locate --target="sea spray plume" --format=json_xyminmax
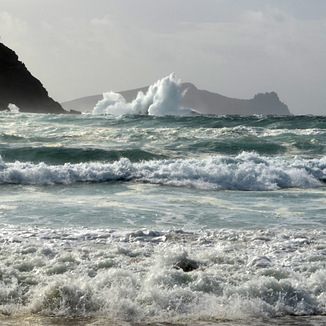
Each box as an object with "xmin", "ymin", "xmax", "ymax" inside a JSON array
[
  {"xmin": 92, "ymin": 92, "xmax": 129, "ymax": 115},
  {"xmin": 8, "ymin": 103, "xmax": 20, "ymax": 113},
  {"xmin": 146, "ymin": 73, "xmax": 184, "ymax": 115},
  {"xmin": 92, "ymin": 73, "xmax": 198, "ymax": 116}
]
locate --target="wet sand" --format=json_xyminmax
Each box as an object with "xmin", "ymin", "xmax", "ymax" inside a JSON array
[{"xmin": 0, "ymin": 315, "xmax": 326, "ymax": 326}]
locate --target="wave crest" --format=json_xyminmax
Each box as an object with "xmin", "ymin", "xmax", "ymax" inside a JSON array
[{"xmin": 0, "ymin": 153, "xmax": 325, "ymax": 190}]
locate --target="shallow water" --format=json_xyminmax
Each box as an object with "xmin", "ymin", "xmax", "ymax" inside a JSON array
[{"xmin": 0, "ymin": 112, "xmax": 325, "ymax": 324}]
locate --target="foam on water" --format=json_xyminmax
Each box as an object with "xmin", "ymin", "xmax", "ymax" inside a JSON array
[
  {"xmin": 0, "ymin": 152, "xmax": 325, "ymax": 190},
  {"xmin": 93, "ymin": 74, "xmax": 198, "ymax": 116},
  {"xmin": 1, "ymin": 103, "xmax": 326, "ymax": 325},
  {"xmin": 0, "ymin": 226, "xmax": 325, "ymax": 323}
]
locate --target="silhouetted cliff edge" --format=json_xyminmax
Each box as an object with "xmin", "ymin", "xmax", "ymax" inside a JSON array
[
  {"xmin": 62, "ymin": 83, "xmax": 291, "ymax": 116},
  {"xmin": 0, "ymin": 43, "xmax": 66, "ymax": 114}
]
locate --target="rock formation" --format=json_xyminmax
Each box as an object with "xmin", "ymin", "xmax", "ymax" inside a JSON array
[
  {"xmin": 180, "ymin": 83, "xmax": 291, "ymax": 115},
  {"xmin": 0, "ymin": 42, "xmax": 66, "ymax": 114}
]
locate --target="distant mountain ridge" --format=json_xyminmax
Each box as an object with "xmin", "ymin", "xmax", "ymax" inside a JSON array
[{"xmin": 62, "ymin": 83, "xmax": 291, "ymax": 116}]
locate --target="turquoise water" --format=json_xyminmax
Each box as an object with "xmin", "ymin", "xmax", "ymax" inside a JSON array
[{"xmin": 0, "ymin": 112, "xmax": 326, "ymax": 324}]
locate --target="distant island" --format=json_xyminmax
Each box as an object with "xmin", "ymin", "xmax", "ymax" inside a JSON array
[
  {"xmin": 62, "ymin": 83, "xmax": 291, "ymax": 116},
  {"xmin": 0, "ymin": 42, "xmax": 291, "ymax": 115}
]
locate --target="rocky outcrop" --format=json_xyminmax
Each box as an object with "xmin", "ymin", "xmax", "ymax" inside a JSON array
[
  {"xmin": 62, "ymin": 83, "xmax": 291, "ymax": 116},
  {"xmin": 0, "ymin": 42, "xmax": 66, "ymax": 114},
  {"xmin": 180, "ymin": 83, "xmax": 291, "ymax": 115}
]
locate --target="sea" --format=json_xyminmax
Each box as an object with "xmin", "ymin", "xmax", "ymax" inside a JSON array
[{"xmin": 0, "ymin": 77, "xmax": 326, "ymax": 325}]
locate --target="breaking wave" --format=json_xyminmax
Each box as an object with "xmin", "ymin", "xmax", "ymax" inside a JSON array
[
  {"xmin": 0, "ymin": 152, "xmax": 325, "ymax": 190},
  {"xmin": 92, "ymin": 73, "xmax": 198, "ymax": 116},
  {"xmin": 0, "ymin": 227, "xmax": 326, "ymax": 321}
]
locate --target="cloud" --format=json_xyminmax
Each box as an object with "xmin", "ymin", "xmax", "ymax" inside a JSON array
[{"xmin": 0, "ymin": 11, "xmax": 28, "ymax": 42}]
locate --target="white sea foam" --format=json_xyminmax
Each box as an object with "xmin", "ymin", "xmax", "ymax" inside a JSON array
[
  {"xmin": 0, "ymin": 152, "xmax": 325, "ymax": 190},
  {"xmin": 93, "ymin": 73, "xmax": 198, "ymax": 116},
  {"xmin": 0, "ymin": 227, "xmax": 325, "ymax": 321}
]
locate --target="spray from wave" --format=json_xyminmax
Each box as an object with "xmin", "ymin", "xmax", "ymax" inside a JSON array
[
  {"xmin": 7, "ymin": 103, "xmax": 20, "ymax": 113},
  {"xmin": 92, "ymin": 73, "xmax": 198, "ymax": 116}
]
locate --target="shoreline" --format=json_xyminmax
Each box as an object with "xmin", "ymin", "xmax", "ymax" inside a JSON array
[{"xmin": 1, "ymin": 315, "xmax": 326, "ymax": 326}]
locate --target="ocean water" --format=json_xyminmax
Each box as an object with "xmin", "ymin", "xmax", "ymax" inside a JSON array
[{"xmin": 0, "ymin": 109, "xmax": 326, "ymax": 325}]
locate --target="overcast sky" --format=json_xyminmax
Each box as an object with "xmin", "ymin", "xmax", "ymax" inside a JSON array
[{"xmin": 1, "ymin": 0, "xmax": 326, "ymax": 115}]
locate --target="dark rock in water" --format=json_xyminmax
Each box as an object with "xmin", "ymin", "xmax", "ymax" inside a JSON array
[
  {"xmin": 68, "ymin": 109, "xmax": 82, "ymax": 115},
  {"xmin": 174, "ymin": 257, "xmax": 199, "ymax": 272},
  {"xmin": 0, "ymin": 42, "xmax": 66, "ymax": 114}
]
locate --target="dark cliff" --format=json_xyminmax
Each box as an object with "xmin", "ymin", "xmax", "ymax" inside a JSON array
[{"xmin": 0, "ymin": 42, "xmax": 66, "ymax": 114}]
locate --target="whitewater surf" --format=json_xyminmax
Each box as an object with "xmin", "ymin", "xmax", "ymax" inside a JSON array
[{"xmin": 0, "ymin": 75, "xmax": 326, "ymax": 325}]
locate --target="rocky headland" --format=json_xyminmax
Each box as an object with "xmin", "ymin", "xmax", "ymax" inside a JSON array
[{"xmin": 0, "ymin": 42, "xmax": 66, "ymax": 114}]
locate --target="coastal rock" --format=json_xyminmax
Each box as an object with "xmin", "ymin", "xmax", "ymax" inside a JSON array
[
  {"xmin": 0, "ymin": 42, "xmax": 66, "ymax": 114},
  {"xmin": 180, "ymin": 83, "xmax": 291, "ymax": 115},
  {"xmin": 62, "ymin": 83, "xmax": 291, "ymax": 116}
]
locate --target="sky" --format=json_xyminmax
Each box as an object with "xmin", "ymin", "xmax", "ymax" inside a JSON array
[{"xmin": 1, "ymin": 0, "xmax": 326, "ymax": 115}]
